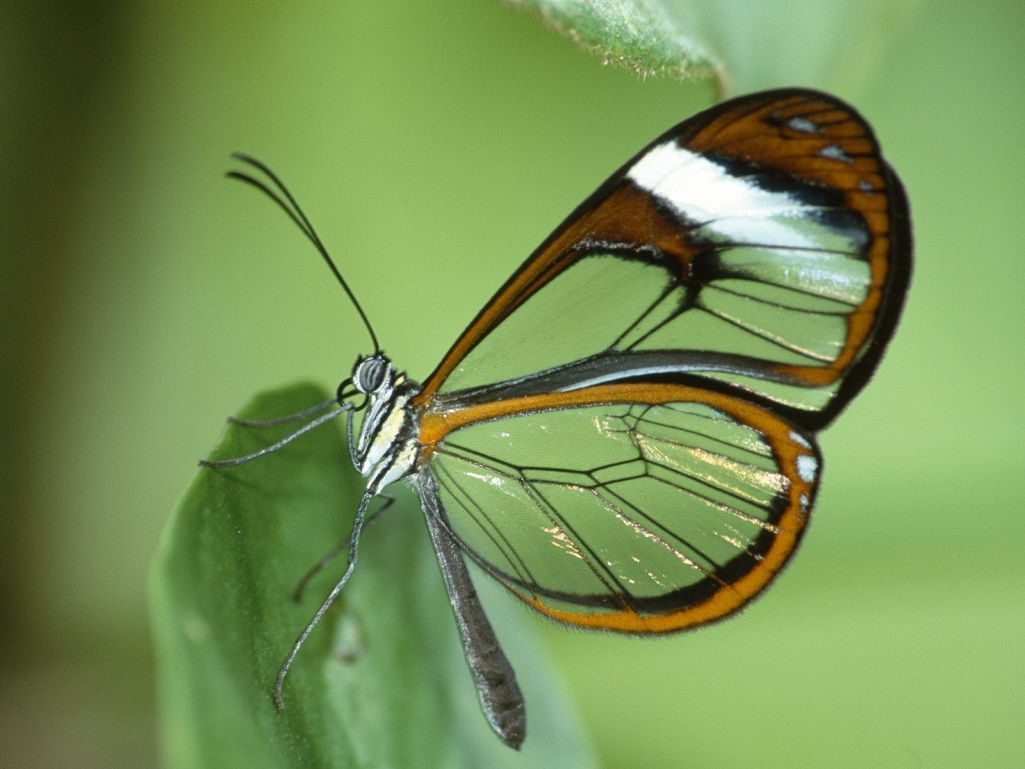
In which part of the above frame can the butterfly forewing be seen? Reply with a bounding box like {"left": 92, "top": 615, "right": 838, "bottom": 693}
{"left": 415, "top": 90, "right": 911, "bottom": 430}
{"left": 417, "top": 383, "right": 819, "bottom": 632}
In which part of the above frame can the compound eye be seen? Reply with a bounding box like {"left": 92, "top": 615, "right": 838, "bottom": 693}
{"left": 354, "top": 356, "right": 388, "bottom": 393}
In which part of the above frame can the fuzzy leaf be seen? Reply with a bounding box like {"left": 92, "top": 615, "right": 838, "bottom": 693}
{"left": 508, "top": 0, "right": 723, "bottom": 85}
{"left": 510, "top": 0, "right": 919, "bottom": 94}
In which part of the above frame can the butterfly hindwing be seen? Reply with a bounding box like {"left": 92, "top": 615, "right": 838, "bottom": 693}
{"left": 417, "top": 382, "right": 819, "bottom": 632}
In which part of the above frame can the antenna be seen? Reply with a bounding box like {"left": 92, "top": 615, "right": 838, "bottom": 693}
{"left": 227, "top": 153, "right": 381, "bottom": 354}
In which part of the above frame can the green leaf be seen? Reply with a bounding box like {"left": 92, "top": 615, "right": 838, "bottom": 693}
{"left": 509, "top": 0, "right": 920, "bottom": 94}
{"left": 507, "top": 0, "right": 724, "bottom": 86}
{"left": 150, "top": 383, "right": 597, "bottom": 769}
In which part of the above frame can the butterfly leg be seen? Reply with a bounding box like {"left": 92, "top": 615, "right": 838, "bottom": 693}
{"left": 227, "top": 397, "right": 339, "bottom": 427}
{"left": 290, "top": 493, "right": 396, "bottom": 602}
{"left": 199, "top": 404, "right": 348, "bottom": 468}
{"left": 273, "top": 489, "right": 374, "bottom": 711}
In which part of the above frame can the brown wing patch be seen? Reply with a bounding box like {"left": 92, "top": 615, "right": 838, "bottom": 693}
{"left": 678, "top": 91, "right": 907, "bottom": 389}
{"left": 413, "top": 184, "right": 701, "bottom": 405}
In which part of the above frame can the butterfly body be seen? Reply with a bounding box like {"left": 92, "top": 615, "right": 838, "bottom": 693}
{"left": 210, "top": 88, "right": 911, "bottom": 750}
{"left": 350, "top": 358, "right": 421, "bottom": 493}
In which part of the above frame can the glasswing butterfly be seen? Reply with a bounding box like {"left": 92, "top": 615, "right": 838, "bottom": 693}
{"left": 203, "top": 88, "right": 911, "bottom": 749}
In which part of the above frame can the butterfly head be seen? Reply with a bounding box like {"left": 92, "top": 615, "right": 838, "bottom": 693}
{"left": 351, "top": 354, "right": 393, "bottom": 394}
{"left": 337, "top": 354, "right": 404, "bottom": 410}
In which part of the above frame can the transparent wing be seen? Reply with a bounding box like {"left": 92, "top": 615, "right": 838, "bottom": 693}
{"left": 414, "top": 89, "right": 911, "bottom": 430}
{"left": 416, "top": 383, "right": 820, "bottom": 632}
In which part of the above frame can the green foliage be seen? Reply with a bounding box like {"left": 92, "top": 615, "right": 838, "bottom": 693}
{"left": 509, "top": 0, "right": 920, "bottom": 94}
{"left": 150, "top": 384, "right": 596, "bottom": 768}
{"left": 507, "top": 0, "right": 722, "bottom": 85}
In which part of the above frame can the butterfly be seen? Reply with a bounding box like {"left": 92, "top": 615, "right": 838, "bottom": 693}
{"left": 203, "top": 88, "right": 911, "bottom": 749}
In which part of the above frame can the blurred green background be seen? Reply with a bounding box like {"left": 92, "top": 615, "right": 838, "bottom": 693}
{"left": 4, "top": 1, "right": 1024, "bottom": 767}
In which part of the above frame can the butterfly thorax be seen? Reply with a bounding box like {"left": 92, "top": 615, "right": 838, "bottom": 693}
{"left": 350, "top": 355, "right": 422, "bottom": 494}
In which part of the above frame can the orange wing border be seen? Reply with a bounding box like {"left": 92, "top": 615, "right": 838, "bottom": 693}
{"left": 418, "top": 381, "right": 820, "bottom": 634}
